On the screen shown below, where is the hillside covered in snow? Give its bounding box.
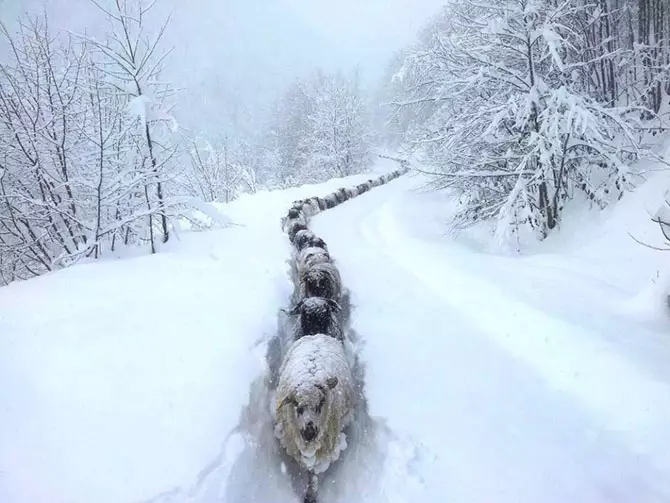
[4,0,670,501]
[2,158,670,502]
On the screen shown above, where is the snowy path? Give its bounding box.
[310,176,670,502]
[3,167,670,503]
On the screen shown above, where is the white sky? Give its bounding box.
[0,0,445,133]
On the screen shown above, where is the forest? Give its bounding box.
[2,0,670,282]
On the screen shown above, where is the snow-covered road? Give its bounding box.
[311,175,670,502]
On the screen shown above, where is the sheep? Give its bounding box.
[316,197,328,211]
[304,198,321,217]
[283,210,307,231]
[334,188,349,204]
[274,334,355,477]
[356,183,369,194]
[301,200,320,218]
[299,261,342,302]
[294,229,317,251]
[295,231,328,254]
[297,246,331,274]
[288,220,308,243]
[324,193,338,209]
[288,297,343,341]
[308,236,328,252]
[287,207,303,220]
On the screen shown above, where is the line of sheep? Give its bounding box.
[272,168,407,503]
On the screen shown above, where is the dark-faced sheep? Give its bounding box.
[356,183,369,194]
[274,334,354,476]
[288,297,343,341]
[300,261,342,302]
[294,229,317,251]
[331,189,344,204]
[295,231,328,254]
[316,197,328,211]
[308,236,328,252]
[288,220,308,243]
[287,207,302,220]
[324,194,338,209]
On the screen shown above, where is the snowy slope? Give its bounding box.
[311,173,670,502]
[0,168,390,503]
[2,160,670,503]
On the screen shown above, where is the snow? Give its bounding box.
[0,167,390,503]
[2,158,670,503]
[310,170,670,501]
[127,95,152,125]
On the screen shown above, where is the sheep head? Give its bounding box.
[278,377,339,445]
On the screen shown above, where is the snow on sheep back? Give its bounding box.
[274,334,354,474]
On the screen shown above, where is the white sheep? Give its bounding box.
[274,334,354,475]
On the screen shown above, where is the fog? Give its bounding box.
[0,0,444,134]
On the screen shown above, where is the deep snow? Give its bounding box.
[2,159,670,503]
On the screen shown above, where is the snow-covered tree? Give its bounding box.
[268,70,374,186]
[303,71,373,179]
[0,1,183,284]
[0,16,91,281]
[391,0,649,247]
[88,0,178,252]
[266,80,314,187]
[182,136,246,203]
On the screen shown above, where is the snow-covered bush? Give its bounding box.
[274,334,354,474]
[181,137,244,203]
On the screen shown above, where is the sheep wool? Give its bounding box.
[274,334,354,474]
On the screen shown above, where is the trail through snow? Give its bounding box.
[2,162,670,502]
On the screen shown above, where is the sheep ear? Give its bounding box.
[277,395,295,410]
[326,299,341,312]
[326,376,338,389]
[287,300,303,316]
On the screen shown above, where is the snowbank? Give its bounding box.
[0,161,399,503]
[312,172,670,502]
